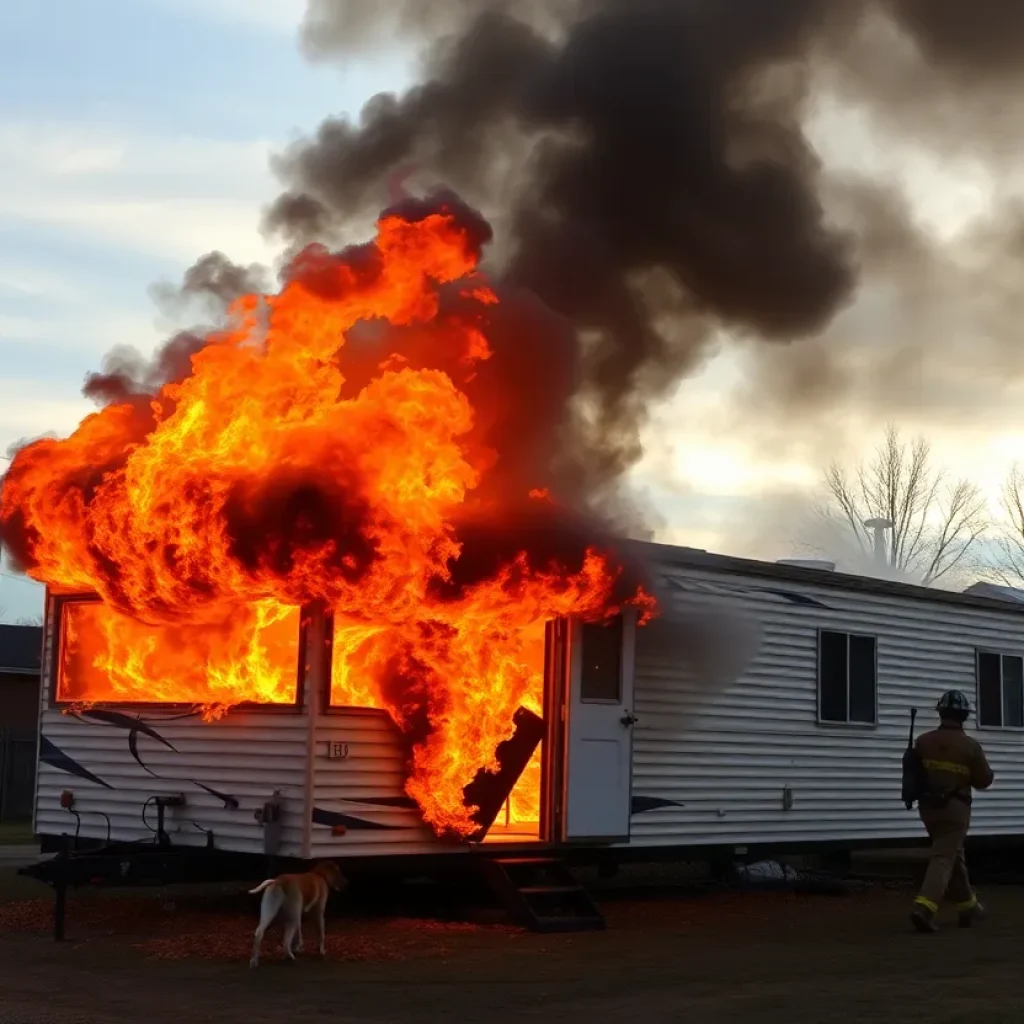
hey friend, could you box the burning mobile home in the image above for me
[1,194,655,861]
[25,537,1024,874]
[11,194,1024,886]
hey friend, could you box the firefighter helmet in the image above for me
[937,690,970,717]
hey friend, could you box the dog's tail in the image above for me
[248,879,276,895]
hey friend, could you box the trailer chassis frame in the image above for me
[20,833,304,941]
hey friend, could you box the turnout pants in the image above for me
[913,800,978,915]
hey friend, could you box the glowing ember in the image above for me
[0,193,654,836]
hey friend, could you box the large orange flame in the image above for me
[0,194,654,836]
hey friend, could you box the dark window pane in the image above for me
[848,635,877,724]
[977,652,1002,727]
[1002,655,1024,728]
[580,616,623,701]
[819,630,848,722]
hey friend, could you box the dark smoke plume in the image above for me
[150,251,267,317]
[83,331,208,408]
[85,252,268,413]
[888,0,1024,75]
[267,0,1024,514]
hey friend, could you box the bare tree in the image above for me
[990,465,1024,586]
[817,425,987,585]
[14,615,43,626]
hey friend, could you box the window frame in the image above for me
[974,647,1024,731]
[48,592,306,715]
[578,613,625,705]
[816,627,879,728]
[320,610,399,717]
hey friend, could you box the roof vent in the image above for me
[775,559,836,572]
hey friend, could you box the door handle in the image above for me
[620,711,638,727]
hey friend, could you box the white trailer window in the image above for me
[817,629,877,725]
[976,650,1024,729]
[579,615,624,702]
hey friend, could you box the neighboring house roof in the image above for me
[0,624,43,675]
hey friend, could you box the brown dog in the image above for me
[249,861,345,968]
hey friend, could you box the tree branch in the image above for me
[815,424,987,585]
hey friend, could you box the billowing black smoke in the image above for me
[265,0,1024,514]
[85,251,267,413]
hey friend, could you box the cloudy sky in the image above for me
[2,1,1023,622]
[0,1,416,621]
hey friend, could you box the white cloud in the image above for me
[0,121,280,265]
[629,339,1024,561]
[667,444,816,497]
[140,0,306,33]
[0,315,52,340]
[1,306,167,364]
[0,381,92,451]
[807,96,997,242]
[6,196,278,267]
[0,263,88,303]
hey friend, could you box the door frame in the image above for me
[540,612,636,847]
[540,618,568,845]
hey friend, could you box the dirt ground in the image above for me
[0,865,1018,1024]
[0,820,34,844]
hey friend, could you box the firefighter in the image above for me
[910,689,994,933]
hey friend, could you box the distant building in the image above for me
[0,624,42,732]
[0,624,41,822]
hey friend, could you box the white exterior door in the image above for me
[562,610,636,842]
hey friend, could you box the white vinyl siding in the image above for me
[629,564,1024,849]
[34,592,309,855]
[33,598,448,860]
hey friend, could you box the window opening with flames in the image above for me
[329,614,552,844]
[54,597,302,708]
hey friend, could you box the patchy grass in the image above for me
[0,820,34,845]
[0,866,1022,1023]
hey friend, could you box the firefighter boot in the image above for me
[910,898,938,933]
[957,896,985,928]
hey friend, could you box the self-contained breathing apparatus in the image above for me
[901,691,975,810]
[901,707,928,810]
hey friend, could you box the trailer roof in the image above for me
[38,544,1024,620]
[629,540,1024,617]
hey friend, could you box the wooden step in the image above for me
[475,855,605,933]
